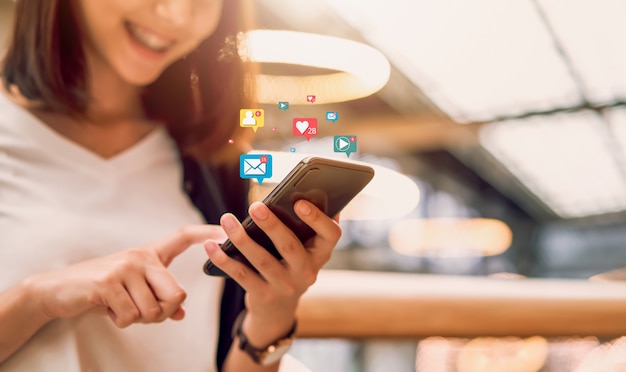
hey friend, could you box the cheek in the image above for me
[173,9,223,59]
[76,1,137,69]
[193,2,224,42]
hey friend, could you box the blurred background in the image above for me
[2,0,626,371]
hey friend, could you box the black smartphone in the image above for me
[203,156,375,277]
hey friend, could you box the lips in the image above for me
[124,21,175,53]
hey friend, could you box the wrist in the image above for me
[20,275,55,325]
[233,309,297,366]
[241,310,296,348]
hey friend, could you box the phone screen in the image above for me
[204,157,374,276]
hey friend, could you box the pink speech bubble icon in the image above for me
[292,118,318,141]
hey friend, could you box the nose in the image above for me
[154,0,193,26]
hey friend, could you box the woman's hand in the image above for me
[204,199,341,345]
[26,225,226,328]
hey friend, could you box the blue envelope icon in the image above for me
[240,154,273,184]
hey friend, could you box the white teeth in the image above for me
[127,22,173,52]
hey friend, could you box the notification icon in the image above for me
[278,101,289,111]
[306,95,316,103]
[239,109,264,132]
[293,118,318,141]
[333,135,357,157]
[240,154,273,185]
[326,111,339,123]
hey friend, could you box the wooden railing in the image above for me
[296,270,626,339]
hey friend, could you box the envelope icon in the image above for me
[244,158,266,175]
[240,154,273,184]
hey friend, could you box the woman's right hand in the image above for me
[24,225,226,328]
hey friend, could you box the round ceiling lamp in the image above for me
[239,30,391,104]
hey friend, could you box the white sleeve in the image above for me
[278,354,312,372]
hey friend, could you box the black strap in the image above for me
[180,156,247,371]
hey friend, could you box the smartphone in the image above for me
[203,156,375,277]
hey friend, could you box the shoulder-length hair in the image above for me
[1,0,257,163]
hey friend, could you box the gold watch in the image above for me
[232,309,297,366]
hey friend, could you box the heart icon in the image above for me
[295,120,309,134]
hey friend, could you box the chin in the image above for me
[120,65,167,87]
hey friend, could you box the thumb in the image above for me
[155,225,227,266]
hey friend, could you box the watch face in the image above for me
[260,343,293,366]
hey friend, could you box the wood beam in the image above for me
[296,270,626,339]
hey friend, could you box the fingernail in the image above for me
[221,214,237,232]
[204,240,217,253]
[298,201,311,215]
[250,202,269,220]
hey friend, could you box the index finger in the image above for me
[154,225,227,266]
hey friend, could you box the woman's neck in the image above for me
[84,60,145,126]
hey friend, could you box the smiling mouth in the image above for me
[124,21,175,53]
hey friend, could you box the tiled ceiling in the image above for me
[260,0,626,219]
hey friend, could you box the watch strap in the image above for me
[232,309,297,365]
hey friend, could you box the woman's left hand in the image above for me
[204,199,341,346]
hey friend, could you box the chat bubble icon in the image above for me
[325,111,339,123]
[240,109,264,132]
[278,101,289,111]
[333,135,357,158]
[306,95,316,103]
[240,154,273,185]
[292,118,318,141]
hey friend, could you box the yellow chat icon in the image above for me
[240,109,264,132]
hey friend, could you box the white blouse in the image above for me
[0,91,223,371]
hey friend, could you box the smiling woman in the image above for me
[2,0,254,160]
[0,0,330,371]
[75,0,224,85]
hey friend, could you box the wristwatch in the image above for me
[232,309,297,366]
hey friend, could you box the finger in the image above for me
[124,272,162,323]
[104,283,140,328]
[221,212,293,285]
[294,199,341,265]
[204,239,267,293]
[247,202,307,272]
[145,267,187,321]
[170,306,185,321]
[155,224,227,266]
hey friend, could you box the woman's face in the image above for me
[76,0,224,86]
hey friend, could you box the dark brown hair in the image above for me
[1,0,257,163]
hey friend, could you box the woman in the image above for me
[0,0,340,371]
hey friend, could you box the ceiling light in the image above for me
[240,30,391,104]
[574,337,626,372]
[325,0,580,122]
[480,111,626,218]
[456,336,549,372]
[389,218,513,256]
[605,107,626,159]
[536,0,626,104]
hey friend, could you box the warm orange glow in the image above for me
[416,337,603,372]
[389,218,513,256]
[456,336,548,372]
